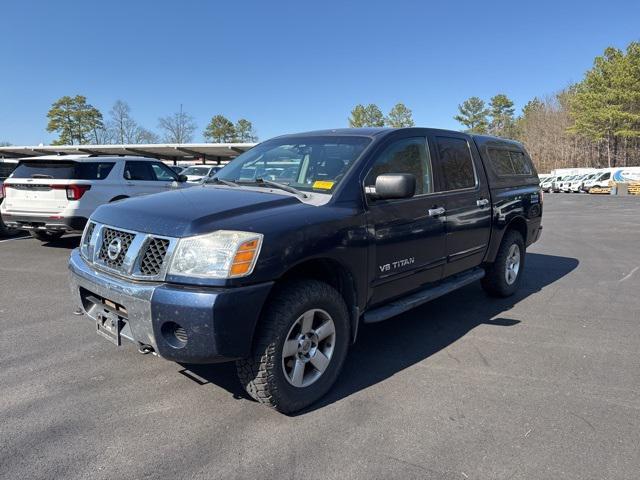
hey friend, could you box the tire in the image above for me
[481,230,525,297]
[0,218,20,237]
[30,230,64,242]
[236,279,350,414]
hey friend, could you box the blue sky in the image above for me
[1,0,639,145]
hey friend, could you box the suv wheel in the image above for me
[236,279,350,413]
[0,220,20,237]
[30,230,64,242]
[482,230,525,297]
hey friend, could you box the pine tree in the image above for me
[386,103,414,127]
[46,95,104,145]
[203,115,236,142]
[488,94,516,137]
[454,97,489,133]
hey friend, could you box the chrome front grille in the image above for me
[139,238,170,276]
[98,227,136,268]
[83,222,176,280]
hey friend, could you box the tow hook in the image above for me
[138,344,155,355]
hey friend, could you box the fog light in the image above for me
[161,321,188,348]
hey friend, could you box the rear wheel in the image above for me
[0,218,20,237]
[482,230,525,297]
[30,230,64,242]
[236,279,350,413]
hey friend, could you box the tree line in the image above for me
[42,96,258,145]
[348,103,415,128]
[455,41,640,171]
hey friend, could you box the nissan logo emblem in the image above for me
[107,237,123,261]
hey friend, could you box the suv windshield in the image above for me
[11,161,115,180]
[211,136,371,193]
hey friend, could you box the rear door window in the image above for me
[124,161,156,181]
[11,161,115,180]
[434,136,476,191]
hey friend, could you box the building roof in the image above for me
[0,143,256,161]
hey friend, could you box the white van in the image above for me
[0,155,190,242]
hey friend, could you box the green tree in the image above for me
[0,142,11,147]
[454,97,489,133]
[364,104,385,127]
[203,115,236,142]
[234,119,257,142]
[569,43,640,167]
[386,103,414,127]
[348,104,368,127]
[158,105,197,143]
[488,94,516,137]
[46,95,104,145]
[348,104,385,127]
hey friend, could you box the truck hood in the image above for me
[91,186,302,237]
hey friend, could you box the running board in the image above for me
[363,268,485,324]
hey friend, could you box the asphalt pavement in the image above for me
[1,194,639,480]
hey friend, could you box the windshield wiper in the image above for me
[209,177,239,187]
[252,178,309,199]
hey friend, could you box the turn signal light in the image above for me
[230,239,261,277]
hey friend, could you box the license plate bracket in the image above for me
[96,311,122,346]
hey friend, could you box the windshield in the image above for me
[182,166,211,176]
[211,136,371,193]
[11,161,115,180]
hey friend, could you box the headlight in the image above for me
[80,221,96,259]
[168,230,263,279]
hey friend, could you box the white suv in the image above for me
[0,155,190,242]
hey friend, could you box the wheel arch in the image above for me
[485,215,529,264]
[275,257,360,343]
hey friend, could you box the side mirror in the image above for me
[370,173,416,200]
[177,175,188,183]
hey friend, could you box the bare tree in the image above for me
[158,105,197,143]
[135,128,160,144]
[109,100,138,144]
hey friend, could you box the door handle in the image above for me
[428,207,446,217]
[476,198,490,207]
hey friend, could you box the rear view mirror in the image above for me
[370,174,416,200]
[177,175,188,183]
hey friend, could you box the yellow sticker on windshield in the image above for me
[313,180,335,190]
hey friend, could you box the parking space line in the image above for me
[0,234,30,243]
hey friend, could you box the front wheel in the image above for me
[30,230,64,242]
[482,230,525,297]
[236,280,350,413]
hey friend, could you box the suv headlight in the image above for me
[168,230,263,279]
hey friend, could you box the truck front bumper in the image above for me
[68,249,273,363]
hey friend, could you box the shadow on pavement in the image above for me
[41,235,81,249]
[170,252,580,413]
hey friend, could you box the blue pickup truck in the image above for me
[68,128,542,413]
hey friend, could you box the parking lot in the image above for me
[1,194,639,480]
